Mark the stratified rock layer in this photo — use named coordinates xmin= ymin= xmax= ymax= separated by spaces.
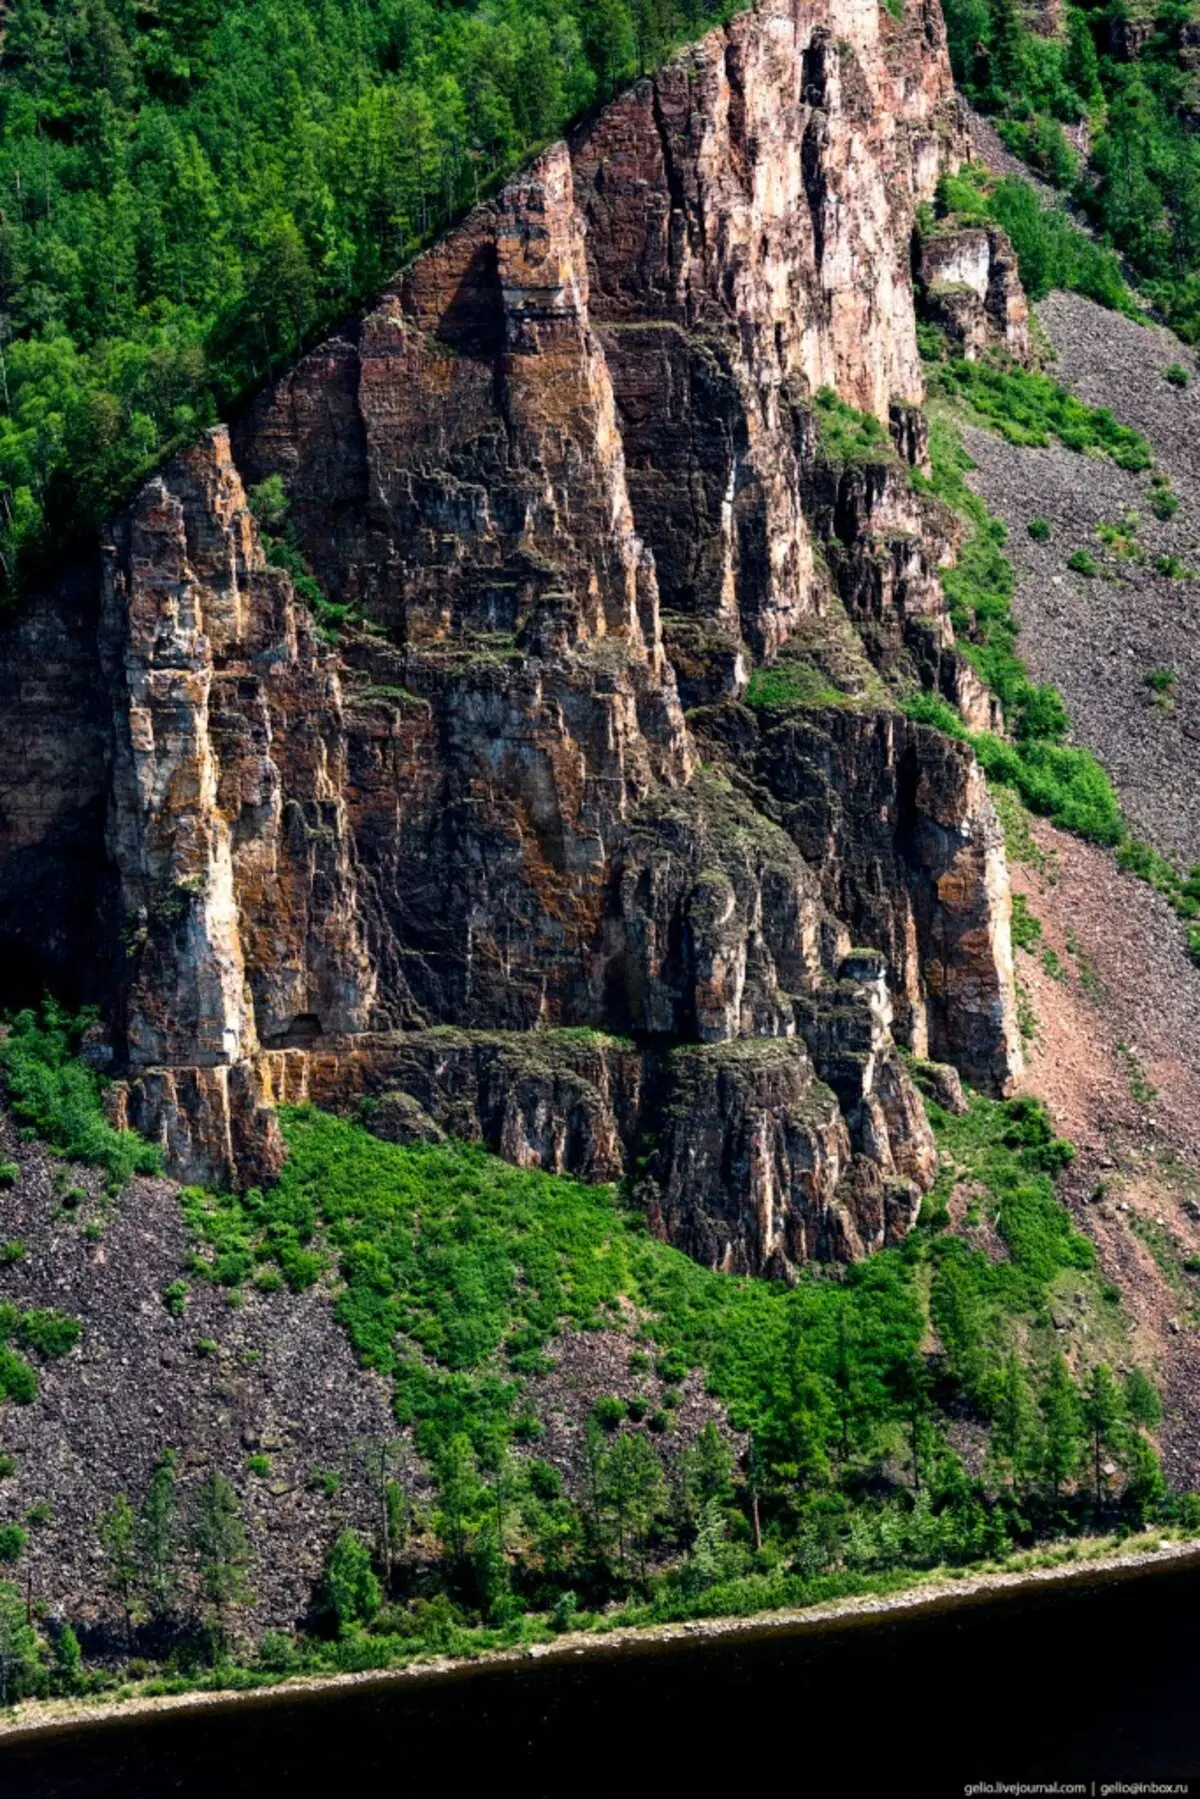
xmin=0 ymin=0 xmax=1025 ymax=1276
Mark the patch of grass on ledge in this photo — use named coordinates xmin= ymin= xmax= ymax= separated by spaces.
xmin=812 ymin=387 xmax=895 ymax=465
xmin=745 ymin=662 xmax=849 ymax=710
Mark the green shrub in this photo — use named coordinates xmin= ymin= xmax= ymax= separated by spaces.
xmin=1164 ymin=364 xmax=1191 ymax=389
xmin=0 ymin=1525 xmax=26 ymax=1564
xmin=322 ymin=1531 xmax=381 ymax=1635
xmin=1150 ymin=486 xmax=1180 ymax=522
xmin=0 ymin=1166 xmax=18 ymax=1190
xmin=592 ymin=1396 xmax=627 ymax=1432
xmin=902 ymin=692 xmax=967 ymax=737
xmin=16 ymin=1310 xmax=82 ymax=1361
xmin=0 ymin=1244 xmax=26 ymax=1267
xmin=0 ymin=1002 xmax=162 ymax=1185
xmin=1144 ymin=668 xmax=1176 ymax=695
xmin=163 ymin=1281 xmax=189 ymax=1318
xmin=1010 ymin=895 xmax=1043 ymax=952
xmin=0 ymin=1349 xmax=36 ymax=1406
xmin=246 ymin=1454 xmax=271 ymax=1479
xmin=1067 ymin=549 xmax=1098 ymax=577
xmin=1154 ymin=554 xmax=1192 ymax=581
xmin=1027 ymin=516 xmax=1051 ymax=542
xmin=933 ymin=354 xmax=1151 ymax=472
xmin=812 ymin=387 xmax=891 ymax=464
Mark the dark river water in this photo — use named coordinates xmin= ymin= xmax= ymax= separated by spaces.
xmin=3 ymin=1561 xmax=1200 ymax=1799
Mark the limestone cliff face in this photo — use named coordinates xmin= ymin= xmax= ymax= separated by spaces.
xmin=0 ymin=0 xmax=1024 ymax=1277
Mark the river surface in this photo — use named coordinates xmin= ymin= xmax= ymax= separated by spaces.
xmin=3 ymin=1561 xmax=1199 ymax=1798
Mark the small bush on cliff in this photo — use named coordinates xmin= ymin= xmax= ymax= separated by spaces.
xmin=0 ymin=1002 xmax=162 ymax=1186
xmin=0 ymin=1304 xmax=81 ymax=1406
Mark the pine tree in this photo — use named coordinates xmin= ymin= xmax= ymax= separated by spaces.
xmin=138 ymin=1453 xmax=180 ymax=1624
xmin=323 ymin=1530 xmax=381 ymax=1636
xmin=52 ymin=1623 xmax=83 ymax=1696
xmin=193 ymin=1473 xmax=251 ymax=1655
xmin=0 ymin=1582 xmax=39 ymax=1705
xmin=1123 ymin=1367 xmax=1162 ymax=1431
xmin=987 ymin=0 xmax=1023 ymax=95
xmin=1122 ymin=1432 xmax=1166 ymax=1523
xmin=887 ymin=1352 xmax=934 ymax=1493
xmin=1041 ymin=1355 xmax=1082 ymax=1500
xmin=1081 ymin=1363 xmax=1123 ymax=1508
xmin=991 ymin=1353 xmax=1040 ymax=1492
xmin=98 ymin=1492 xmax=138 ymax=1649
xmin=599 ymin=1432 xmax=665 ymax=1587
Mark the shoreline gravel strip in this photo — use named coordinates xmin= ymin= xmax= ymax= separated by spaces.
xmin=2 ymin=1531 xmax=1198 ymax=1743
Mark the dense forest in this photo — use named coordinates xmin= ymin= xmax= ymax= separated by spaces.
xmin=3 ymin=0 xmax=1200 ymax=599
xmin=0 ymin=0 xmax=730 ymax=597
xmin=942 ymin=0 xmax=1200 ymax=338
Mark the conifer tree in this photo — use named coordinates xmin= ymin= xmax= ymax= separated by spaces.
xmin=1041 ymin=1355 xmax=1083 ymax=1501
xmin=1081 ymin=1363 xmax=1123 ymax=1508
xmin=98 ymin=1492 xmax=138 ymax=1649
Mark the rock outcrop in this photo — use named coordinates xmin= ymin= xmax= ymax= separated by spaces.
xmin=0 ymin=0 xmax=1027 ymax=1277
xmin=916 ymin=223 xmax=1032 ymax=365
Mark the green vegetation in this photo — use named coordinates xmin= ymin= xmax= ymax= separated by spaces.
xmin=1165 ymin=362 xmax=1192 ymax=389
xmin=911 ymin=414 xmax=1124 ymax=845
xmin=1114 ymin=842 xmax=1200 ymax=962
xmin=745 ymin=662 xmax=847 ymax=711
xmin=929 ymin=166 xmax=1134 ymax=315
xmin=153 ymin=1101 xmax=1172 ymax=1652
xmin=812 ymin=387 xmax=892 ymax=464
xmin=0 ymin=0 xmax=753 ymax=600
xmin=1155 ymin=552 xmax=1193 ymax=581
xmin=0 ymin=1043 xmax=1179 ymax=1696
xmin=908 ymin=410 xmax=1200 ymax=958
xmin=1010 ymin=893 xmax=1045 ymax=951
xmin=0 ymin=1001 xmax=162 ymax=1185
xmin=1150 ymin=472 xmax=1180 ymax=521
xmin=0 ymin=1526 xmax=26 ymax=1564
xmin=0 ymin=1301 xmax=80 ymax=1405
xmin=1027 ymin=516 xmax=1052 ymax=541
xmin=938 ymin=0 xmax=1200 ymax=341
xmin=931 ymin=358 xmax=1152 ymax=471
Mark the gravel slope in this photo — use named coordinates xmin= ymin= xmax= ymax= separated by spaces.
xmin=0 ymin=1122 xmax=400 ymax=1647
xmin=961 ymin=292 xmax=1200 ymax=868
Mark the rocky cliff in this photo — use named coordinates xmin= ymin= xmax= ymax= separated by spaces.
xmin=0 ymin=0 xmax=1023 ymax=1277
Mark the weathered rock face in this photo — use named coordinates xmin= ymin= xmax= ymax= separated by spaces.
xmin=0 ymin=0 xmax=1027 ymax=1275
xmin=691 ymin=699 xmax=1021 ymax=1091
xmin=917 ymin=225 xmax=1031 ymax=364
